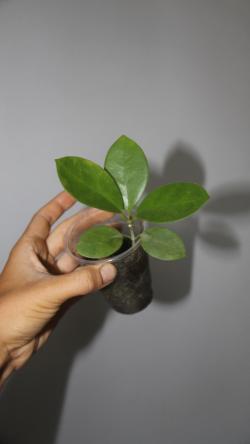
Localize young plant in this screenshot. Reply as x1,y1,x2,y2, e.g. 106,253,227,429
55,135,209,261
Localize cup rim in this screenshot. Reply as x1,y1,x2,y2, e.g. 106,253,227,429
65,212,143,265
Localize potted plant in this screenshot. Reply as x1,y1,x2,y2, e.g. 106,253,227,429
55,135,209,314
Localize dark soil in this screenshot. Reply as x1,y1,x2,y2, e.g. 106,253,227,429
101,245,153,315
77,236,153,315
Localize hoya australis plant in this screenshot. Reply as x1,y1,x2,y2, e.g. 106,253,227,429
55,135,209,315
55,135,209,262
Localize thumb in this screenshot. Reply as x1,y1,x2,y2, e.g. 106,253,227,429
42,263,117,305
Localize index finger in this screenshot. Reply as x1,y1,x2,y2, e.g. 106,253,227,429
47,207,113,258
24,191,76,240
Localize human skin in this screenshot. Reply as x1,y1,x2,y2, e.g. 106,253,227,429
0,191,117,388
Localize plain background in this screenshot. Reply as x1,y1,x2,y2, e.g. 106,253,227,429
0,1,250,443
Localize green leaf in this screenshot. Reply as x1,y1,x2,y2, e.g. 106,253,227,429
140,227,186,260
137,183,209,222
104,135,149,211
55,157,124,212
76,225,123,259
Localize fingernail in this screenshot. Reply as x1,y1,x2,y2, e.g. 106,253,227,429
100,264,117,284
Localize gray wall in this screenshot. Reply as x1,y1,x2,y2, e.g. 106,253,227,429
0,1,250,443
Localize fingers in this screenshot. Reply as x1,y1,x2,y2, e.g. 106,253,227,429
40,263,117,306
55,252,79,273
47,207,113,258
23,191,76,240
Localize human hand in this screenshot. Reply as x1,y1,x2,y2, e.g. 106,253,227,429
0,192,117,387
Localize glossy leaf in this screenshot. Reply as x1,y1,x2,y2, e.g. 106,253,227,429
140,227,186,260
137,183,209,222
104,135,149,211
55,157,124,212
76,225,123,258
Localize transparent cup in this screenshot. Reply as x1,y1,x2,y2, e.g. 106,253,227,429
65,211,153,314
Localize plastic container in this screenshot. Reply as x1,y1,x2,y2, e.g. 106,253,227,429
65,211,153,314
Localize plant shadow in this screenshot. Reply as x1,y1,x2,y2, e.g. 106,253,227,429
148,141,250,305
0,293,110,444
148,141,206,304
203,182,250,216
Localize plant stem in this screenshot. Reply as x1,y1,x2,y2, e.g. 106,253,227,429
127,215,136,247
121,211,137,246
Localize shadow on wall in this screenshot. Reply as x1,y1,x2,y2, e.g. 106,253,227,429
0,141,250,444
0,294,110,444
149,142,206,304
149,141,250,304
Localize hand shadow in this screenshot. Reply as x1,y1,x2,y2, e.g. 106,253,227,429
0,292,110,444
